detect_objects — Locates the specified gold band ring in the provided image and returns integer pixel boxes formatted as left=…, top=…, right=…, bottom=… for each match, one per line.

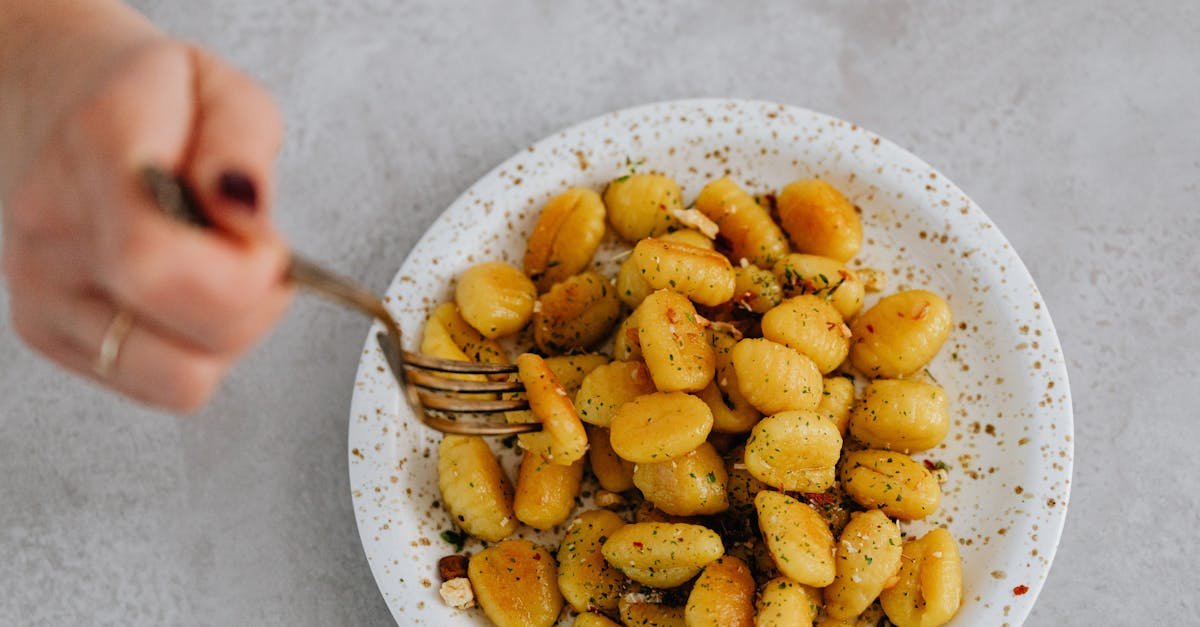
left=94, top=309, right=134, bottom=378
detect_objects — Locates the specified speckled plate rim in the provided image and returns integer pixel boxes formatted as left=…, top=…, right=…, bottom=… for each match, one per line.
left=348, top=98, right=1074, bottom=626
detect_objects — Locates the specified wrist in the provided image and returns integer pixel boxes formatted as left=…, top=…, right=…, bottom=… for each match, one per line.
left=0, top=0, right=162, bottom=194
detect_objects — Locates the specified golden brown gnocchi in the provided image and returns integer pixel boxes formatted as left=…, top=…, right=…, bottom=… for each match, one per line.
left=575, top=360, right=657, bottom=427
left=849, top=379, right=949, bottom=453
left=437, top=435, right=516, bottom=542
left=516, top=353, right=589, bottom=466
left=633, top=442, right=729, bottom=516
left=429, top=302, right=509, bottom=365
left=612, top=313, right=643, bottom=362
left=636, top=289, right=715, bottom=393
left=755, top=577, right=822, bottom=626
left=616, top=254, right=656, bottom=308
left=557, top=510, right=628, bottom=613
left=731, top=264, right=783, bottom=313
left=773, top=254, right=865, bottom=319
left=839, top=450, right=941, bottom=520
left=609, top=392, right=713, bottom=464
left=879, top=528, right=962, bottom=627
left=776, top=179, right=863, bottom=262
left=586, top=425, right=635, bottom=492
left=694, top=177, right=790, bottom=268
left=468, top=539, right=563, bottom=627
left=818, top=376, right=856, bottom=434
left=761, top=295, right=851, bottom=374
left=743, top=410, right=842, bottom=492
left=455, top=262, right=538, bottom=338
left=660, top=227, right=716, bottom=249
left=603, top=173, right=683, bottom=242
left=631, top=238, right=736, bottom=306
left=534, top=271, right=621, bottom=354
left=684, top=556, right=756, bottom=627
left=697, top=376, right=761, bottom=434
left=514, top=453, right=584, bottom=530
left=731, top=338, right=822, bottom=415
left=849, top=290, right=952, bottom=379
left=755, top=490, right=836, bottom=587
left=429, top=167, right=969, bottom=627
left=823, top=510, right=903, bottom=619
left=525, top=187, right=607, bottom=291
left=601, top=522, right=725, bottom=588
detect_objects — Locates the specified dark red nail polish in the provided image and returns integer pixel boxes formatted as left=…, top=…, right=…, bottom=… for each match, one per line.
left=218, top=170, right=258, bottom=212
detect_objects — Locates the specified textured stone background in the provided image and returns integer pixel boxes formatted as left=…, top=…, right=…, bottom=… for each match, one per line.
left=1, top=1, right=1197, bottom=624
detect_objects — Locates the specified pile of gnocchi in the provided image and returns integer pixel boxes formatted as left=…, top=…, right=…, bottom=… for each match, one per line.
left=425, top=169, right=963, bottom=627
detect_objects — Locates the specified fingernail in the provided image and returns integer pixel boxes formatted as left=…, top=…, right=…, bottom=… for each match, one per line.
left=218, top=170, right=258, bottom=212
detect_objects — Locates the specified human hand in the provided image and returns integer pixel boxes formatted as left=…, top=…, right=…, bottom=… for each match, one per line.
left=2, top=38, right=293, bottom=411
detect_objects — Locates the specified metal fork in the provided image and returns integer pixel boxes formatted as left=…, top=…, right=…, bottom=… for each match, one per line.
left=141, top=167, right=538, bottom=435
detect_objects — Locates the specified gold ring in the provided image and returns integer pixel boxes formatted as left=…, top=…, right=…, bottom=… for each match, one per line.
left=94, top=309, right=135, bottom=378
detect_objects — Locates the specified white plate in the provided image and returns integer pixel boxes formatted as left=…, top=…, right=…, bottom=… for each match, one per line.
left=348, top=99, right=1073, bottom=626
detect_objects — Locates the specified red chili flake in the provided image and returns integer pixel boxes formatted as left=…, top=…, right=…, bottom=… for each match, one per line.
left=1013, top=585, right=1029, bottom=596
left=633, top=541, right=645, bottom=549
left=532, top=552, right=541, bottom=561
left=923, top=459, right=937, bottom=471
left=866, top=324, right=876, bottom=333
left=805, top=492, right=836, bottom=506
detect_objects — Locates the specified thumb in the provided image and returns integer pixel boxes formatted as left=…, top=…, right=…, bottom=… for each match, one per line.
left=183, top=45, right=283, bottom=242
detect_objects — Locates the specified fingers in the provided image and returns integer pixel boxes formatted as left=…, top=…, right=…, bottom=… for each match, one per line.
left=9, top=290, right=225, bottom=412
left=183, top=45, right=284, bottom=241
left=92, top=203, right=294, bottom=355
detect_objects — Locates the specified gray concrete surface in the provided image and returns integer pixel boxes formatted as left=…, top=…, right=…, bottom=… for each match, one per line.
left=1, top=0, right=1197, bottom=624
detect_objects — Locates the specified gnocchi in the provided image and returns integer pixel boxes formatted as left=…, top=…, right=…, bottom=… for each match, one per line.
left=773, top=253, right=865, bottom=319
left=603, top=173, right=684, bottom=242
left=534, top=271, right=621, bottom=354
left=849, top=379, right=950, bottom=453
left=631, top=238, right=736, bottom=306
left=744, top=410, right=842, bottom=492
left=694, top=176, right=790, bottom=268
left=776, top=178, right=863, bottom=262
left=731, top=338, right=822, bottom=415
left=427, top=167, right=967, bottom=627
left=455, top=262, right=537, bottom=338
left=684, top=556, right=756, bottom=627
left=514, top=453, right=583, bottom=530
left=818, top=376, right=856, bottom=434
left=755, top=490, right=836, bottom=587
left=633, top=442, right=729, bottom=516
left=437, top=435, right=515, bottom=542
left=879, top=528, right=962, bottom=627
left=609, top=392, right=713, bottom=464
left=586, top=425, right=636, bottom=492
left=761, top=295, right=851, bottom=374
left=515, top=353, right=589, bottom=466
left=755, top=577, right=822, bottom=627
left=575, top=360, right=657, bottom=427
left=557, top=510, right=628, bottom=613
left=524, top=187, right=606, bottom=291
left=823, top=509, right=903, bottom=619
left=636, top=289, right=715, bottom=393
left=601, top=522, right=725, bottom=588
left=468, top=539, right=563, bottom=627
left=839, top=450, right=941, bottom=520
left=429, top=302, right=509, bottom=365
left=731, top=263, right=783, bottom=314
left=848, top=289, right=952, bottom=379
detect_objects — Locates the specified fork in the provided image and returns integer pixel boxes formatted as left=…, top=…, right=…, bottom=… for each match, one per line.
left=141, top=167, right=538, bottom=435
